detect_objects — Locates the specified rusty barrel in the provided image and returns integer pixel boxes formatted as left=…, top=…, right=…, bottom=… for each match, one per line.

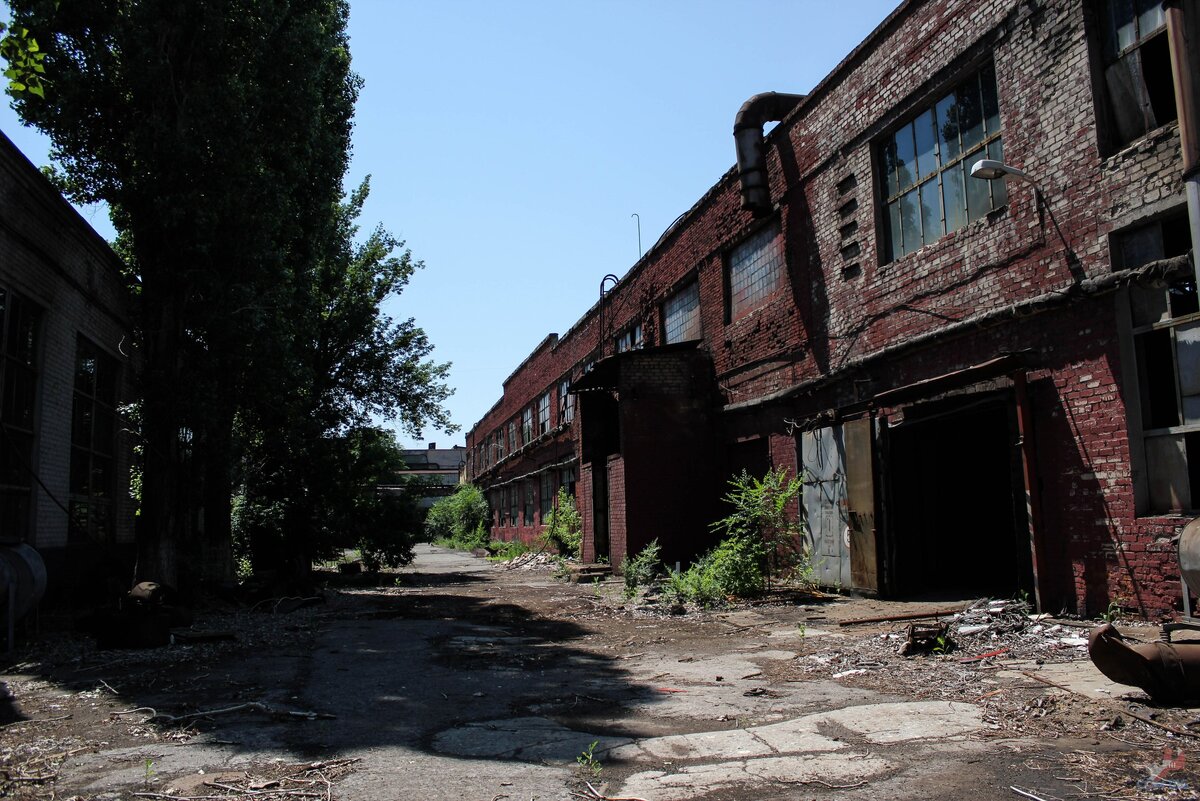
left=0, top=543, right=46, bottom=620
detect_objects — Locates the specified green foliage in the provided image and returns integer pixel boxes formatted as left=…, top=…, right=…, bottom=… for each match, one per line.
left=0, top=22, right=46, bottom=98
left=576, top=741, right=602, bottom=777
left=235, top=426, right=423, bottom=574
left=541, top=488, right=582, bottom=558
left=425, top=484, right=490, bottom=550
left=622, top=539, right=662, bottom=599
left=711, top=467, right=810, bottom=587
left=487, top=539, right=530, bottom=562
left=5, top=0, right=452, bottom=589
left=661, top=534, right=766, bottom=608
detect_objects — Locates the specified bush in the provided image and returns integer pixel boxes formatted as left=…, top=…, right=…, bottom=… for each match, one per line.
left=426, top=484, right=491, bottom=550
left=711, top=467, right=810, bottom=587
left=622, top=539, right=662, bottom=599
left=487, top=538, right=530, bottom=561
left=541, top=488, right=582, bottom=558
left=660, top=534, right=768, bottom=608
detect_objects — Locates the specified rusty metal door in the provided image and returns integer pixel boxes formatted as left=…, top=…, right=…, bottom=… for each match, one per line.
left=843, top=416, right=879, bottom=592
left=801, top=426, right=852, bottom=589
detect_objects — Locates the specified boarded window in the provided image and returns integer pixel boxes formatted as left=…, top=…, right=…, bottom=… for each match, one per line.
left=1100, top=0, right=1176, bottom=147
left=728, top=222, right=785, bottom=318
left=880, top=63, right=1006, bottom=262
left=663, top=281, right=701, bottom=344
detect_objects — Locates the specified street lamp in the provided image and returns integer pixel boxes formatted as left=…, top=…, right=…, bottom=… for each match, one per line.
left=970, top=158, right=1036, bottom=186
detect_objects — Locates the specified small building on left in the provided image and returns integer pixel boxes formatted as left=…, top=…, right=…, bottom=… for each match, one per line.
left=0, top=129, right=138, bottom=605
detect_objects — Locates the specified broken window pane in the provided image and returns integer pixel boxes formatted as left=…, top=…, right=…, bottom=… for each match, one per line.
left=1146, top=433, right=1190, bottom=510
left=1177, top=321, right=1200, bottom=424
left=1136, top=328, right=1181, bottom=429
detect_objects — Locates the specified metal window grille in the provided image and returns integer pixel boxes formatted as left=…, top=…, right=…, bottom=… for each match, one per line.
left=729, top=223, right=784, bottom=318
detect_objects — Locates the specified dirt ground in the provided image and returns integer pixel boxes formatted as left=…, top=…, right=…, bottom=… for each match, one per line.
left=1, top=545, right=1198, bottom=800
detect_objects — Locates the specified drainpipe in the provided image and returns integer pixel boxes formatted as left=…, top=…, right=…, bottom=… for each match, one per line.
left=1165, top=1, right=1200, bottom=285
left=734, top=92, right=805, bottom=217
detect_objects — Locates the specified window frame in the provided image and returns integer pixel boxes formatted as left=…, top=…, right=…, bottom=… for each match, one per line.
left=878, top=62, right=1007, bottom=264
left=0, top=289, right=42, bottom=543
left=69, top=335, right=120, bottom=543
left=537, top=391, right=551, bottom=435
left=726, top=220, right=786, bottom=321
left=662, top=279, right=702, bottom=345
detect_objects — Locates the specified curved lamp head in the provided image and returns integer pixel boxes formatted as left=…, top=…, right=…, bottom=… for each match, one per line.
left=971, top=158, right=1034, bottom=185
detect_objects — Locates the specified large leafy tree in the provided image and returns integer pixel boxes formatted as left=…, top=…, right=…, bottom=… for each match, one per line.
left=235, top=179, right=453, bottom=577
left=5, top=0, right=366, bottom=590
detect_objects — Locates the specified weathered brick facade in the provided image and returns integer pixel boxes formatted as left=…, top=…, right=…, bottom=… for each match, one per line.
left=467, top=0, right=1199, bottom=617
left=0, top=130, right=138, bottom=602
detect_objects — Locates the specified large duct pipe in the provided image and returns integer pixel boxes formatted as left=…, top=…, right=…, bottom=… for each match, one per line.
left=734, top=92, right=805, bottom=216
left=1165, top=1, right=1200, bottom=287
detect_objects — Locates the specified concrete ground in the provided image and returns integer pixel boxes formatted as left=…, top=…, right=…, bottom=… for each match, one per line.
left=1, top=545, right=1192, bottom=800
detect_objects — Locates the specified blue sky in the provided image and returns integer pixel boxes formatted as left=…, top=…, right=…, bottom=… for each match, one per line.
left=0, top=0, right=900, bottom=447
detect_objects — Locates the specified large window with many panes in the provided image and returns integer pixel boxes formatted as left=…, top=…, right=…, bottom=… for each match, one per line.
left=70, top=336, right=119, bottom=542
left=880, top=63, right=1007, bottom=263
left=728, top=221, right=784, bottom=320
left=1119, top=214, right=1197, bottom=512
left=663, top=280, right=701, bottom=344
left=0, top=290, right=41, bottom=542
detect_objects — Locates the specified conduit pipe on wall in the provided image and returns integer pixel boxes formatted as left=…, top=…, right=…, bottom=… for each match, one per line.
left=734, top=92, right=805, bottom=216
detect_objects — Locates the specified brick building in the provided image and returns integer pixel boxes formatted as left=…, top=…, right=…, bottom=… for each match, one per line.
left=0, top=129, right=138, bottom=602
left=465, top=0, right=1200, bottom=617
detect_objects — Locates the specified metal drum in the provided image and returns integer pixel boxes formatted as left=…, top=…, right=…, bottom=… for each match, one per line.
left=0, top=543, right=47, bottom=620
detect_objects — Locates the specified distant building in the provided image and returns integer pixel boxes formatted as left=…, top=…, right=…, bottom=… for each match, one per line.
left=391, top=444, right=466, bottom=510
left=0, top=128, right=138, bottom=602
left=466, top=0, right=1200, bottom=618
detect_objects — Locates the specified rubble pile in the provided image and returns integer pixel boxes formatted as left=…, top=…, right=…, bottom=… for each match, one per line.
left=503, top=551, right=559, bottom=571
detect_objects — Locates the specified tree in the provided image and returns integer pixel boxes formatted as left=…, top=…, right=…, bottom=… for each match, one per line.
left=232, top=179, right=454, bottom=578
left=7, top=0, right=361, bottom=590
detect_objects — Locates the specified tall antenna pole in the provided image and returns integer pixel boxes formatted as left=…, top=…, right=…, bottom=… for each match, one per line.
left=631, top=213, right=642, bottom=258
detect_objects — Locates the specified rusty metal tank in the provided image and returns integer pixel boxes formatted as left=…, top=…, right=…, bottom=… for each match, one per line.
left=0, top=543, right=46, bottom=620
left=1179, top=518, right=1200, bottom=595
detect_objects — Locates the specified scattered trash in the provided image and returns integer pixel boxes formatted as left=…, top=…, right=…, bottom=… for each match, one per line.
left=898, top=622, right=951, bottom=656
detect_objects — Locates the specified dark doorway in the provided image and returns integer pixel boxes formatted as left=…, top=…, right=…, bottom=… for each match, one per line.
left=727, top=437, right=770, bottom=480
left=885, top=396, right=1033, bottom=598
left=592, top=465, right=609, bottom=562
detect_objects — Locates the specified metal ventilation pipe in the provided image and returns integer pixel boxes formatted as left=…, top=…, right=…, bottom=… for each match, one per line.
left=734, top=92, right=805, bottom=216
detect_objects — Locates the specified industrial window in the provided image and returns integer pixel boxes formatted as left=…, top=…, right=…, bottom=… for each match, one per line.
left=0, top=290, right=41, bottom=542
left=537, top=391, right=551, bottom=435
left=524, top=480, right=535, bottom=525
left=70, top=336, right=119, bottom=542
left=493, top=490, right=505, bottom=526
left=508, top=420, right=517, bottom=453
left=880, top=63, right=1006, bottom=263
left=559, top=378, right=575, bottom=423
left=615, top=323, right=644, bottom=353
left=663, top=280, right=701, bottom=344
left=522, top=407, right=533, bottom=443
left=560, top=465, right=576, bottom=497
left=540, top=471, right=555, bottom=520
left=1120, top=214, right=1197, bottom=512
left=508, top=484, right=518, bottom=525
left=1099, top=0, right=1176, bottom=147
left=728, top=222, right=784, bottom=319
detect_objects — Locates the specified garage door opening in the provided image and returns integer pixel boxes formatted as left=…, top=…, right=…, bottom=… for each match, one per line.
left=885, top=396, right=1034, bottom=599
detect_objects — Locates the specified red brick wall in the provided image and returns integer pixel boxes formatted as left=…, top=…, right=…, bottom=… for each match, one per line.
left=465, top=0, right=1194, bottom=616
